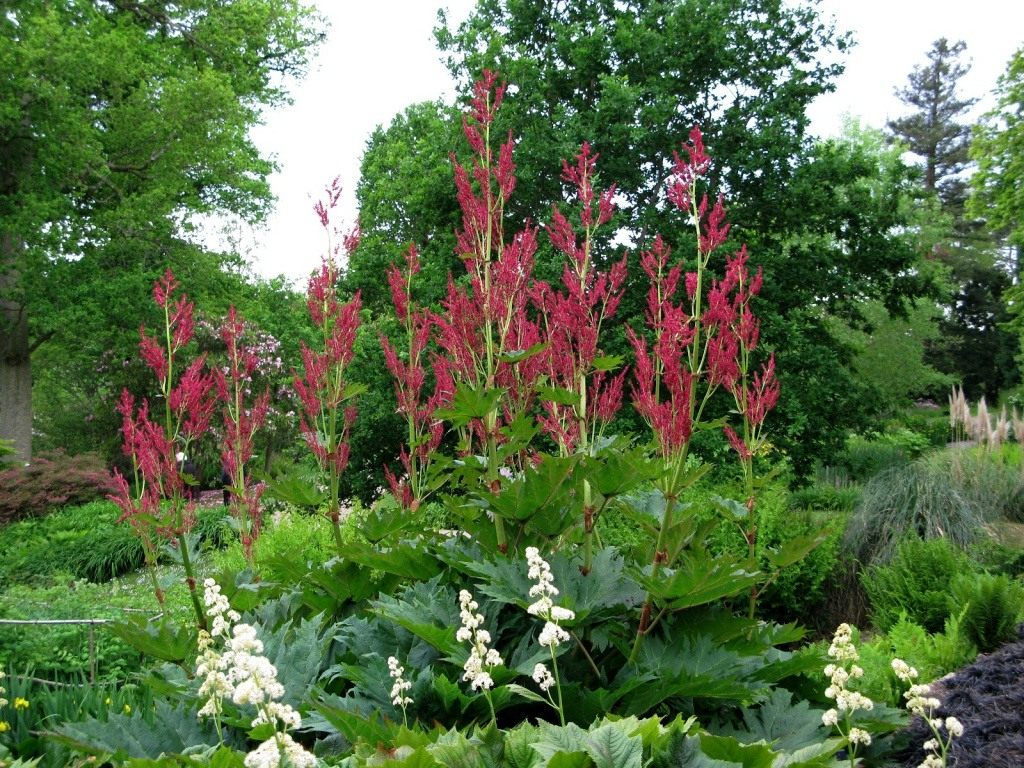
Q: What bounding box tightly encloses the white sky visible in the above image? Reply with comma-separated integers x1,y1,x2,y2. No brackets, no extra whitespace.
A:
227,0,1024,283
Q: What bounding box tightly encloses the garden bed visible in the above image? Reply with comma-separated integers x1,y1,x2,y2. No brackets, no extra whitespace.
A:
899,625,1024,768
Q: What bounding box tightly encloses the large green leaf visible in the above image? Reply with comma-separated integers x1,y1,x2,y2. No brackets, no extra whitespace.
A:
531,722,590,765
637,549,759,610
49,701,224,760
620,634,766,714
309,694,395,747
108,616,197,663
475,454,580,530
258,614,325,707
505,723,543,768
427,730,488,768
372,578,461,655
582,445,660,499
336,538,443,580
696,734,776,768
358,501,417,543
712,689,829,753
762,530,830,570
264,471,326,508
585,721,642,768
435,383,505,425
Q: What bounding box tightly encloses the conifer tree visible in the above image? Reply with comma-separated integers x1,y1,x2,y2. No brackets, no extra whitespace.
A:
888,38,976,218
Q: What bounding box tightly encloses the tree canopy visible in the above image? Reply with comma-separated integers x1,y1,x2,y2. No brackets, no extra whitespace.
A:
887,38,976,217
0,0,325,460
971,46,1024,261
346,0,935,476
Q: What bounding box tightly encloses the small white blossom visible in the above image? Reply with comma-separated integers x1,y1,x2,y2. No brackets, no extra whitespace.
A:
891,658,919,682
945,717,963,738
197,578,311,768
848,728,871,746
538,621,571,648
457,589,503,692
821,624,876,755
243,732,316,768
532,663,556,692
387,656,414,708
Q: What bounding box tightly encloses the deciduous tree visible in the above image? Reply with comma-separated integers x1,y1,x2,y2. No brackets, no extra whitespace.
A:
0,0,324,461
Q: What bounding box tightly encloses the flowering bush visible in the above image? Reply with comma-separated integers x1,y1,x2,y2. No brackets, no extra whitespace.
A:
36,70,891,768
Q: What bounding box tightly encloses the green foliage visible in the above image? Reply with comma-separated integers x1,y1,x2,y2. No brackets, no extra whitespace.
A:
829,301,955,414
0,573,193,680
211,506,339,580
969,536,1024,578
50,700,223,762
930,448,1024,523
756,502,846,625
787,483,860,515
0,452,115,526
855,614,976,708
949,571,1024,653
835,435,911,484
844,456,988,565
861,537,976,633
0,501,230,587
1,0,325,461
0,674,155,767
890,408,952,448
971,46,1024,253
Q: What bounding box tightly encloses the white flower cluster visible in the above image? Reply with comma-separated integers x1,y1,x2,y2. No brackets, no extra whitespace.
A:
0,668,7,707
532,662,556,692
891,658,963,768
821,624,873,749
195,579,315,768
387,656,413,708
244,733,317,768
456,589,503,691
525,546,575,648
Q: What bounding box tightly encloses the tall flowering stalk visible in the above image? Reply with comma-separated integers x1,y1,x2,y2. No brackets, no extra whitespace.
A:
525,547,575,725
892,659,963,768
216,307,270,563
821,624,874,767
381,244,451,511
196,579,316,768
294,177,363,551
434,70,542,552
387,656,414,727
627,128,762,658
717,246,780,618
456,588,504,724
110,269,215,628
532,143,628,573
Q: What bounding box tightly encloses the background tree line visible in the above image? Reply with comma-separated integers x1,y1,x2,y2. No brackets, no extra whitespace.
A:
3,0,1023,499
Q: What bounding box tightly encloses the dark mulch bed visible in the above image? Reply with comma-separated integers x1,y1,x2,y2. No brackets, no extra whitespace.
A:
896,625,1024,768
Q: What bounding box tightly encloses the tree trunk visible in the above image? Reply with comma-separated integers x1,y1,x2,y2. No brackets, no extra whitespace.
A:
1,238,31,463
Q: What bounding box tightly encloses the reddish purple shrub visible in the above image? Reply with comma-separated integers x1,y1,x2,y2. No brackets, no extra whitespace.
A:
0,450,117,525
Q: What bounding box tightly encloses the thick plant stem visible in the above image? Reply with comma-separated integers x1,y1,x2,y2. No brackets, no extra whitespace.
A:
329,502,345,552
629,489,678,664
177,532,207,630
